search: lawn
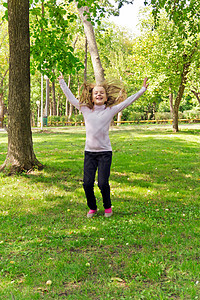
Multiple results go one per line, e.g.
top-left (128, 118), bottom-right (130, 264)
top-left (0, 124), bottom-right (199, 299)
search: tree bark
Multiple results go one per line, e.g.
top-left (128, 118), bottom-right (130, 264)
top-left (77, 5), bottom-right (105, 84)
top-left (84, 37), bottom-right (88, 82)
top-left (0, 92), bottom-right (4, 129)
top-left (45, 77), bottom-right (50, 116)
top-left (172, 63), bottom-right (189, 132)
top-left (52, 80), bottom-right (56, 116)
top-left (69, 103), bottom-right (73, 120)
top-left (65, 75), bottom-right (71, 118)
top-left (0, 0), bottom-right (43, 174)
top-left (172, 49), bottom-right (196, 132)
top-left (169, 87), bottom-right (173, 118)
top-left (57, 95), bottom-right (60, 116)
top-left (117, 111), bottom-right (122, 125)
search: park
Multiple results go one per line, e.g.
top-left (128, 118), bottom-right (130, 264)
top-left (0, 0), bottom-right (200, 299)
top-left (0, 124), bottom-right (200, 298)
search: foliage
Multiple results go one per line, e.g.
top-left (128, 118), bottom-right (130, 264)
top-left (0, 125), bottom-right (200, 298)
top-left (155, 112), bottom-right (173, 121)
top-left (183, 108), bottom-right (200, 120)
top-left (133, 8), bottom-right (199, 116)
top-left (144, 0), bottom-right (200, 37)
top-left (47, 114), bottom-right (84, 126)
top-left (30, 0), bottom-right (84, 81)
top-left (1, 0), bottom-right (200, 123)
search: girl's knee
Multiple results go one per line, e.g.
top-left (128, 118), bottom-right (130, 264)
top-left (83, 182), bottom-right (94, 191)
top-left (98, 181), bottom-right (109, 191)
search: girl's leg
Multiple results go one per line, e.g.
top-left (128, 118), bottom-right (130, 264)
top-left (97, 151), bottom-right (112, 209)
top-left (83, 151), bottom-right (98, 210)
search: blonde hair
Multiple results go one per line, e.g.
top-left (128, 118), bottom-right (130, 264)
top-left (79, 79), bottom-right (127, 109)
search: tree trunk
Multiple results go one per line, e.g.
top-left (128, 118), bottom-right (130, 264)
top-left (84, 37), bottom-right (88, 82)
top-left (0, 0), bottom-right (43, 174)
top-left (0, 92), bottom-right (4, 128)
top-left (152, 102), bottom-right (156, 119)
top-left (173, 83), bottom-right (186, 132)
top-left (69, 103), bottom-right (73, 120)
top-left (50, 101), bottom-right (52, 116)
top-left (66, 75), bottom-right (73, 120)
top-left (117, 111), bottom-right (122, 126)
top-left (52, 80), bottom-right (56, 116)
top-left (169, 87), bottom-right (173, 118)
top-left (45, 77), bottom-right (50, 116)
top-left (172, 50), bottom-right (196, 132)
top-left (65, 75), bottom-right (71, 118)
top-left (57, 95), bottom-right (60, 116)
top-left (49, 85), bottom-right (52, 116)
top-left (172, 105), bottom-right (179, 132)
top-left (65, 96), bottom-right (68, 117)
top-left (77, 5), bottom-right (105, 84)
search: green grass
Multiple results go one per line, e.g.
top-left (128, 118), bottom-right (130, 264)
top-left (0, 124), bottom-right (200, 299)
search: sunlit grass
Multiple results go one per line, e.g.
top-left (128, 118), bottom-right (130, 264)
top-left (0, 124), bottom-right (199, 299)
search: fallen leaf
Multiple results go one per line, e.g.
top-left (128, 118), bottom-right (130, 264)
top-left (46, 280), bottom-right (52, 285)
top-left (111, 277), bottom-right (124, 282)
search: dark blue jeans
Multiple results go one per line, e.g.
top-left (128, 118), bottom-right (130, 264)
top-left (83, 151), bottom-right (112, 210)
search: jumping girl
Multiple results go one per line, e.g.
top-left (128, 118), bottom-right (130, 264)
top-left (58, 72), bottom-right (149, 218)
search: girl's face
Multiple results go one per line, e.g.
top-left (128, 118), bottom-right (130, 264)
top-left (92, 86), bottom-right (107, 106)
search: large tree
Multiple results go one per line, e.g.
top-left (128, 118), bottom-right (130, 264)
top-left (0, 0), bottom-right (42, 174)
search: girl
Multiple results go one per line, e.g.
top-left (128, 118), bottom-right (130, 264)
top-left (58, 72), bottom-right (149, 218)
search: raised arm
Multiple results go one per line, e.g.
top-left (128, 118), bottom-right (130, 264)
top-left (110, 77), bottom-right (149, 115)
top-left (58, 72), bottom-right (80, 110)
top-left (143, 77), bottom-right (149, 89)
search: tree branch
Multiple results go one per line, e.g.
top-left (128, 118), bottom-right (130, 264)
top-left (0, 69), bottom-right (9, 87)
top-left (0, 32), bottom-right (8, 49)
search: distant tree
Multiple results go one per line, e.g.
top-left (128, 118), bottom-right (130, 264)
top-left (135, 7), bottom-right (199, 131)
top-left (145, 0), bottom-right (200, 36)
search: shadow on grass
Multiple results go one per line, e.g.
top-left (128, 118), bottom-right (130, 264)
top-left (17, 129), bottom-right (199, 211)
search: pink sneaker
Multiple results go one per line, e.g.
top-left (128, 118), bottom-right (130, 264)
top-left (87, 209), bottom-right (97, 218)
top-left (104, 208), bottom-right (113, 218)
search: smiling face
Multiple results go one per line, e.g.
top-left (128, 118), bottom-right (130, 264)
top-left (92, 86), bottom-right (107, 106)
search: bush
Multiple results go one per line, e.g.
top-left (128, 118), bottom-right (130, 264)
top-left (129, 111), bottom-right (144, 122)
top-left (47, 114), bottom-right (84, 126)
top-left (183, 108), bottom-right (200, 119)
top-left (158, 100), bottom-right (170, 113)
top-left (69, 114), bottom-right (84, 125)
top-left (155, 112), bottom-right (172, 120)
top-left (48, 116), bottom-right (62, 126)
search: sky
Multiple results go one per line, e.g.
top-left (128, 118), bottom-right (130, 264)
top-left (109, 0), bottom-right (146, 35)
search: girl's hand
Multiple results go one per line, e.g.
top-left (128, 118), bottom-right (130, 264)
top-left (58, 71), bottom-right (64, 81)
top-left (143, 77), bottom-right (149, 89)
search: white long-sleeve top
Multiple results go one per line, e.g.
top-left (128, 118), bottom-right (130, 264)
top-left (59, 79), bottom-right (146, 152)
